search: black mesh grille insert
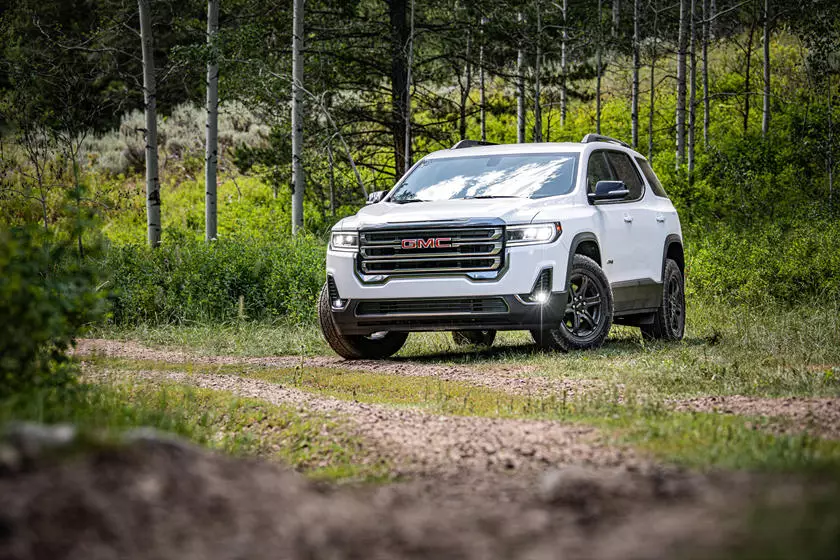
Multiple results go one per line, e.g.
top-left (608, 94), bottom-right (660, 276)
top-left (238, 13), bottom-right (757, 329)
top-left (327, 276), bottom-right (340, 300)
top-left (356, 298), bottom-right (509, 316)
top-left (533, 269), bottom-right (552, 294)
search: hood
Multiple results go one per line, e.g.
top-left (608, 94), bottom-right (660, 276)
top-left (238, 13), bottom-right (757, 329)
top-left (335, 197), bottom-right (565, 231)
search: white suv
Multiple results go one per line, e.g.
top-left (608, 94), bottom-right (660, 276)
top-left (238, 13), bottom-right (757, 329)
top-left (319, 134), bottom-right (686, 359)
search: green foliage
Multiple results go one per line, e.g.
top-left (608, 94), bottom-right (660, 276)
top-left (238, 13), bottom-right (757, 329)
top-left (102, 235), bottom-right (325, 325)
top-left (687, 219), bottom-right (840, 304)
top-left (0, 227), bottom-right (105, 397)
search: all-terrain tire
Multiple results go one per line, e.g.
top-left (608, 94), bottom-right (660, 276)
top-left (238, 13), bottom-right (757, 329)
top-left (530, 254), bottom-right (614, 352)
top-left (640, 259), bottom-right (685, 341)
top-left (318, 284), bottom-right (408, 359)
top-left (451, 330), bottom-right (496, 347)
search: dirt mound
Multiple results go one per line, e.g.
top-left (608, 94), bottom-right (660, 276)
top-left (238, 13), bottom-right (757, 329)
top-left (1, 432), bottom-right (757, 560)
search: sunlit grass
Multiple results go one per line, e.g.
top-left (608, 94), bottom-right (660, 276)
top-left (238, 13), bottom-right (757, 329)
top-left (91, 357), bottom-right (840, 474)
top-left (97, 299), bottom-right (840, 399)
top-left (0, 378), bottom-right (389, 482)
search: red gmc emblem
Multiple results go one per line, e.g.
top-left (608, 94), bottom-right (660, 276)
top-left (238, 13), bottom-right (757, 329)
top-left (401, 237), bottom-right (451, 249)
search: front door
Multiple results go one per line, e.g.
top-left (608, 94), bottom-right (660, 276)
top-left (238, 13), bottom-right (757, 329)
top-left (585, 150), bottom-right (646, 284)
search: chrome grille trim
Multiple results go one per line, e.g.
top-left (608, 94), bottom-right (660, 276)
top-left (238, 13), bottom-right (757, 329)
top-left (358, 226), bottom-right (504, 276)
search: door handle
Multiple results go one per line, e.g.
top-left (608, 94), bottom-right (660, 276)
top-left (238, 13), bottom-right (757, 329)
top-left (623, 214), bottom-right (633, 223)
top-left (656, 214), bottom-right (666, 223)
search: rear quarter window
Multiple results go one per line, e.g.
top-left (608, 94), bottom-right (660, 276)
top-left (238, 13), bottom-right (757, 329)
top-left (635, 157), bottom-right (669, 198)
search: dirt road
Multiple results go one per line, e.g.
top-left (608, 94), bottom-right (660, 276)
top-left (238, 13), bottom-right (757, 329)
top-left (76, 338), bottom-right (840, 441)
top-left (2, 338), bottom-right (837, 559)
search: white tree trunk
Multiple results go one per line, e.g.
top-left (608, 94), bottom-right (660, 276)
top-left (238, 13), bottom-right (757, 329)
top-left (648, 0), bottom-right (659, 159)
top-left (405, 0), bottom-right (414, 169)
top-left (676, 0), bottom-right (688, 168)
top-left (688, 0), bottom-right (697, 175)
top-left (596, 0), bottom-right (603, 134)
top-left (138, 0), bottom-right (161, 246)
top-left (761, 0), bottom-right (770, 137)
top-left (612, 0), bottom-right (620, 36)
top-left (327, 142), bottom-right (335, 217)
top-left (533, 1), bottom-right (542, 142)
top-left (631, 0), bottom-right (640, 148)
top-left (291, 0), bottom-right (305, 235)
top-left (516, 12), bottom-right (526, 143)
top-left (459, 29), bottom-right (472, 141)
top-left (560, 0), bottom-right (567, 128)
top-left (702, 0), bottom-right (710, 146)
top-left (204, 0), bottom-right (219, 241)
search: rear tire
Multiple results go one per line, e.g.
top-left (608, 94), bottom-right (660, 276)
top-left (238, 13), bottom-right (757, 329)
top-left (531, 254), bottom-right (613, 352)
top-left (452, 330), bottom-right (496, 347)
top-left (318, 284), bottom-right (408, 359)
top-left (640, 259), bottom-right (685, 341)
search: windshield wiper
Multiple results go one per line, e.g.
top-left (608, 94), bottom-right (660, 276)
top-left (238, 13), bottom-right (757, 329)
top-left (462, 195), bottom-right (523, 200)
top-left (393, 198), bottom-right (430, 204)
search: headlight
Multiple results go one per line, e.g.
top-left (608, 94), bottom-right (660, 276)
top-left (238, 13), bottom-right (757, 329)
top-left (330, 231), bottom-right (359, 251)
top-left (506, 223), bottom-right (561, 246)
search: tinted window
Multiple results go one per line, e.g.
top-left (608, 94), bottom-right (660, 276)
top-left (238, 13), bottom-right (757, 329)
top-left (586, 152), bottom-right (614, 193)
top-left (605, 151), bottom-right (644, 200)
top-left (390, 154), bottom-right (579, 202)
top-left (635, 157), bottom-right (668, 198)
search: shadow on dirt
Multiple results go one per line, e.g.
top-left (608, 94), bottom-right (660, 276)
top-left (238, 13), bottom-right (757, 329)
top-left (397, 336), bottom-right (708, 365)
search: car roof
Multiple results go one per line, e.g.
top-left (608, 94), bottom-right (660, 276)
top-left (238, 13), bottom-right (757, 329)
top-left (423, 142), bottom-right (646, 161)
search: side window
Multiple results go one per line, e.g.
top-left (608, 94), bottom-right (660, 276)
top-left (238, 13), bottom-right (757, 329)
top-left (586, 151), bottom-right (614, 193)
top-left (605, 151), bottom-right (644, 201)
top-left (635, 157), bottom-right (669, 198)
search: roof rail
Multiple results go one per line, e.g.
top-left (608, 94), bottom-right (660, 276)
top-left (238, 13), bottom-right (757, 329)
top-left (580, 133), bottom-right (631, 149)
top-left (451, 139), bottom-right (497, 150)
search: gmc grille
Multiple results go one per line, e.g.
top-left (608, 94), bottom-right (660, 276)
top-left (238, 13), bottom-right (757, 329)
top-left (358, 226), bottom-right (504, 276)
top-left (356, 297), bottom-right (509, 316)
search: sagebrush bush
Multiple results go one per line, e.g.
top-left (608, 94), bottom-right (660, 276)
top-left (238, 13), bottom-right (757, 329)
top-left (0, 228), bottom-right (105, 397)
top-left (83, 101), bottom-right (270, 176)
top-left (103, 235), bottom-right (325, 325)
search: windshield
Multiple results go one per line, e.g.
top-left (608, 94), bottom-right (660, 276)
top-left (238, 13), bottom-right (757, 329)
top-left (390, 153), bottom-right (579, 202)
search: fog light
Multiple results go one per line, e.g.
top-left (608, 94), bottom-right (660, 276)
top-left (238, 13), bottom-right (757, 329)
top-left (332, 298), bottom-right (348, 309)
top-left (533, 291), bottom-right (549, 304)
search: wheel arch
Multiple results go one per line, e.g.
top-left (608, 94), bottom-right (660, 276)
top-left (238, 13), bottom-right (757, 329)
top-left (564, 232), bottom-right (601, 291)
top-left (662, 234), bottom-right (685, 281)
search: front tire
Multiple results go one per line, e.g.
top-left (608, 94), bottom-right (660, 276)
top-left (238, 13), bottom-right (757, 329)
top-left (318, 284), bottom-right (408, 359)
top-left (640, 259), bottom-right (685, 341)
top-left (531, 254), bottom-right (614, 352)
top-left (452, 330), bottom-right (496, 347)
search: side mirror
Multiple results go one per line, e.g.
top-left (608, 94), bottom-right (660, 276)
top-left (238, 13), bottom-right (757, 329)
top-left (367, 190), bottom-right (388, 204)
top-left (588, 180), bottom-right (629, 203)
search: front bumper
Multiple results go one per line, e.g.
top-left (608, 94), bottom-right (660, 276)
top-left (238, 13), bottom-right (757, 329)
top-left (330, 292), bottom-right (568, 336)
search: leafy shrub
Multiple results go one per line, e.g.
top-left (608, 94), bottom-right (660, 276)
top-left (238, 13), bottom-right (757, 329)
top-left (0, 228), bottom-right (105, 397)
top-left (686, 219), bottom-right (840, 305)
top-left (103, 235), bottom-right (325, 326)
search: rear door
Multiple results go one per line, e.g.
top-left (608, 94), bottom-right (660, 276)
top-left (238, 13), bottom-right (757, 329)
top-left (634, 157), bottom-right (678, 283)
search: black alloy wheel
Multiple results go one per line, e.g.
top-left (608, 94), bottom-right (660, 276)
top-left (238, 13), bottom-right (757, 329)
top-left (641, 258), bottom-right (685, 341)
top-left (531, 254), bottom-right (614, 352)
top-left (562, 271), bottom-right (606, 341)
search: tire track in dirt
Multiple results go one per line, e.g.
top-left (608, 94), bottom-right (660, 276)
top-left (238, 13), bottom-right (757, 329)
top-left (87, 366), bottom-right (647, 478)
top-left (76, 338), bottom-right (602, 398)
top-left (77, 339), bottom-right (840, 441)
